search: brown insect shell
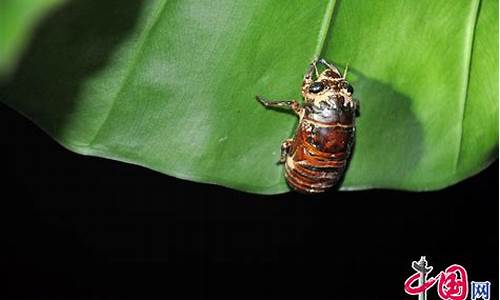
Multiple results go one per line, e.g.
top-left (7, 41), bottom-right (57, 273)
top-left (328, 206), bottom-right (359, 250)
top-left (296, 67), bottom-right (356, 156)
top-left (282, 63), bottom-right (357, 193)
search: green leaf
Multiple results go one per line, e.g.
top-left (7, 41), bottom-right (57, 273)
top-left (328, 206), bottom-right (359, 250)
top-left (0, 0), bottom-right (64, 76)
top-left (1, 0), bottom-right (497, 194)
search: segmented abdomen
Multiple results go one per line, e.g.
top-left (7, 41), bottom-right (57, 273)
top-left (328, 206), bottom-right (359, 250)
top-left (284, 119), bottom-right (355, 193)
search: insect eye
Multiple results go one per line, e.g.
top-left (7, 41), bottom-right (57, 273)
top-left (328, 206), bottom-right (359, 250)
top-left (341, 82), bottom-right (354, 95)
top-left (309, 82), bottom-right (325, 93)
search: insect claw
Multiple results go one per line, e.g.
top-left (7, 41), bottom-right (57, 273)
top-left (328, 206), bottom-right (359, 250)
top-left (305, 65), bottom-right (315, 80)
top-left (256, 95), bottom-right (267, 106)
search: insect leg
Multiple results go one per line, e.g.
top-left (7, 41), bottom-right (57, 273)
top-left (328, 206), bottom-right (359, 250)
top-left (342, 63), bottom-right (349, 79)
top-left (354, 99), bottom-right (360, 116)
top-left (318, 58), bottom-right (341, 74)
top-left (304, 58), bottom-right (318, 81)
top-left (256, 96), bottom-right (302, 115)
top-left (278, 139), bottom-right (294, 164)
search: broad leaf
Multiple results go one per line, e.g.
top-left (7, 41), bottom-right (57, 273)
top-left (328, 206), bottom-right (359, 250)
top-left (1, 0), bottom-right (498, 194)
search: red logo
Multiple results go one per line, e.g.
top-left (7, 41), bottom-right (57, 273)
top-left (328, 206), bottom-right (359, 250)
top-left (404, 257), bottom-right (468, 300)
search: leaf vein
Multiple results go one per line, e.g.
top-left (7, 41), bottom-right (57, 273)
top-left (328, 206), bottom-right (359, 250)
top-left (314, 0), bottom-right (337, 58)
top-left (88, 0), bottom-right (169, 146)
top-left (454, 0), bottom-right (481, 171)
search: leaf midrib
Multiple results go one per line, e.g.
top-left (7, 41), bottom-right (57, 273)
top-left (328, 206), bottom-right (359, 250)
top-left (454, 0), bottom-right (481, 172)
top-left (314, 0), bottom-right (337, 58)
top-left (88, 0), bottom-right (169, 146)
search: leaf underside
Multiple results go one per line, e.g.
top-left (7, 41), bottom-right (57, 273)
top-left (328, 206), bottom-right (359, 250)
top-left (1, 0), bottom-right (498, 194)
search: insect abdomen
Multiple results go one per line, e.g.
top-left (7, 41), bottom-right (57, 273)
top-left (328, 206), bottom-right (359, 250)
top-left (284, 159), bottom-right (346, 193)
top-left (284, 118), bottom-right (355, 193)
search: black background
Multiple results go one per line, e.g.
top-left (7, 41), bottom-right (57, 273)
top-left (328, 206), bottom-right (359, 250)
top-left (1, 103), bottom-right (498, 300)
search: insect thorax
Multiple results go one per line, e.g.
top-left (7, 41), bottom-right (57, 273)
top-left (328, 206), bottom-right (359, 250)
top-left (304, 96), bottom-right (356, 125)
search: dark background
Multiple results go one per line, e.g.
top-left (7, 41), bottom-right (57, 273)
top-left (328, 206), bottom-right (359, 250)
top-left (1, 103), bottom-right (498, 300)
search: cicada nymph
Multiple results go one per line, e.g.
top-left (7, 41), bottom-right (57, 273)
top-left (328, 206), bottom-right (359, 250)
top-left (257, 58), bottom-right (358, 193)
